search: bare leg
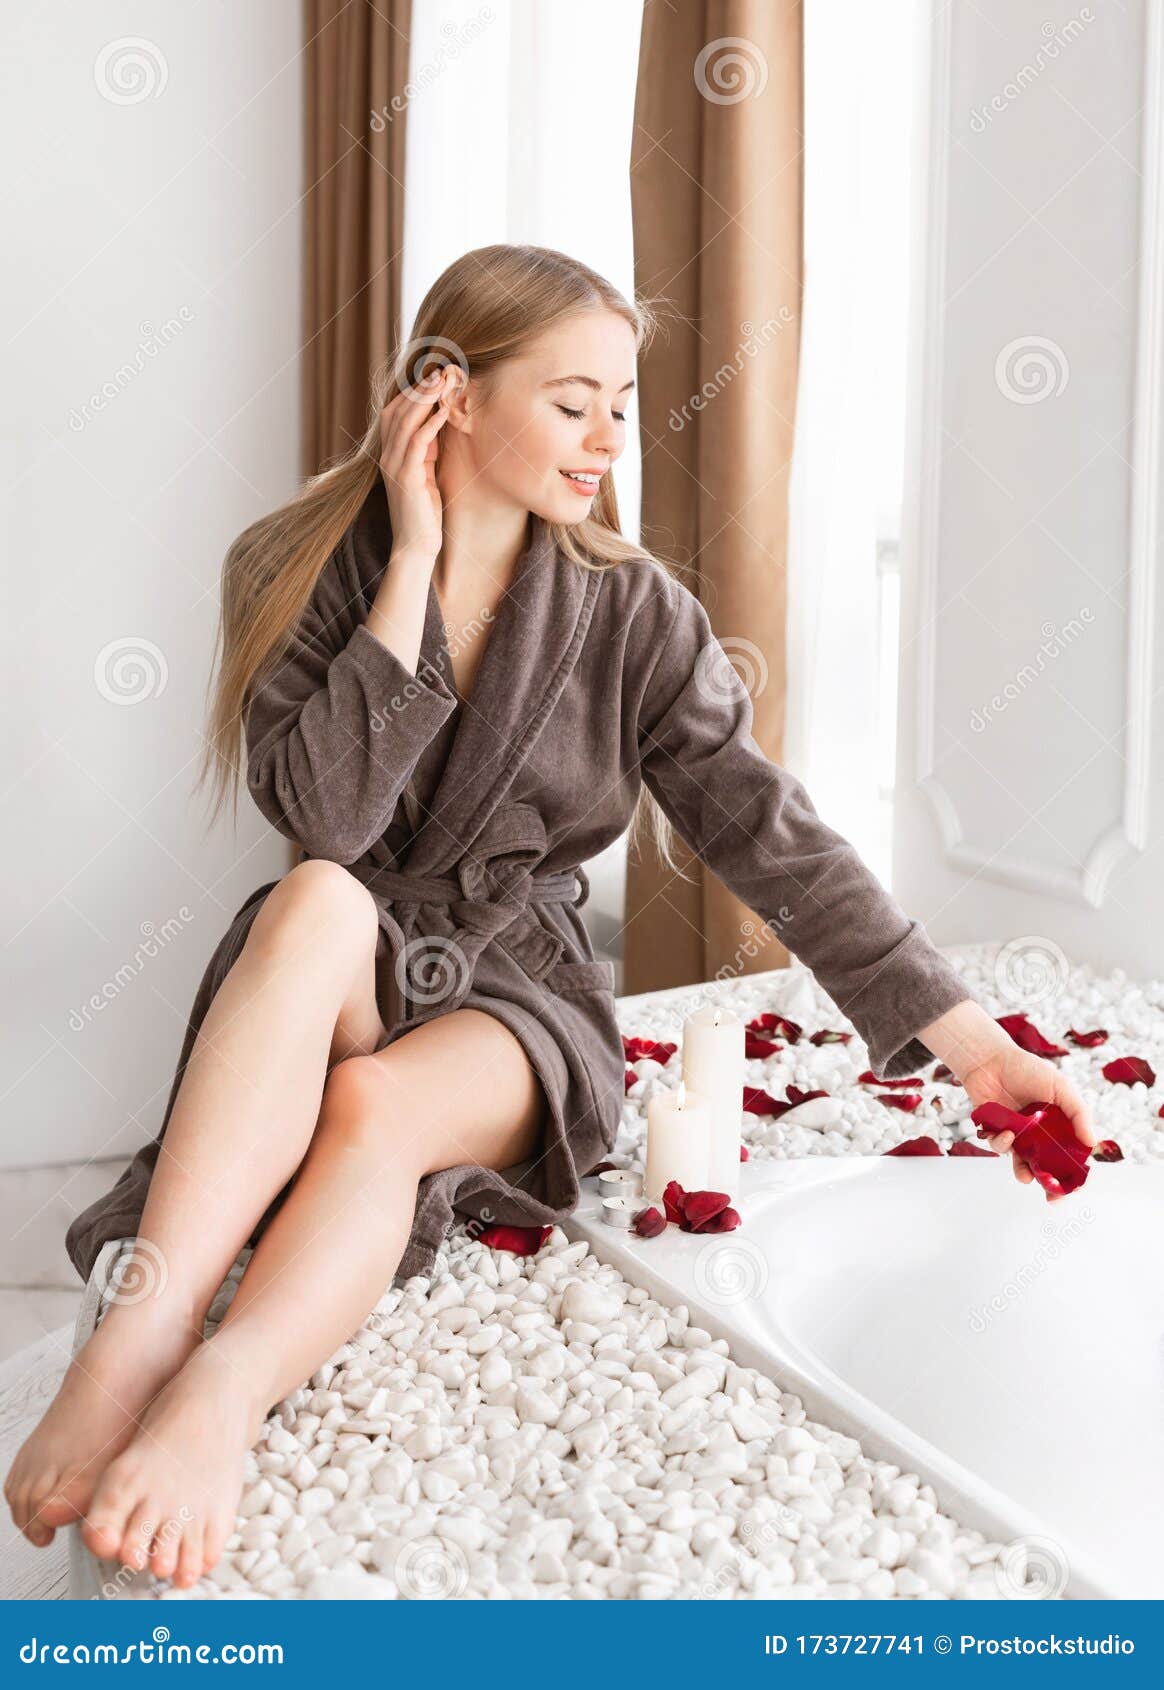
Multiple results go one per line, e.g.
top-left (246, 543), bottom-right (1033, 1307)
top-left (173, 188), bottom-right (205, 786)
top-left (5, 861), bottom-right (387, 1551)
top-left (81, 1008), bottom-right (546, 1588)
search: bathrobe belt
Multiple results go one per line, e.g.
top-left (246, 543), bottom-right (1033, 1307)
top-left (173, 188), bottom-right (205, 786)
top-left (346, 857), bottom-right (591, 1017)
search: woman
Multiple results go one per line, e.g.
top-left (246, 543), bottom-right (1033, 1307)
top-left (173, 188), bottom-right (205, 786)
top-left (5, 245), bottom-right (1090, 1590)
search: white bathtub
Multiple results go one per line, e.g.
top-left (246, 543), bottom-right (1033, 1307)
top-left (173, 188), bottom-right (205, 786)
top-left (569, 1158), bottom-right (1164, 1599)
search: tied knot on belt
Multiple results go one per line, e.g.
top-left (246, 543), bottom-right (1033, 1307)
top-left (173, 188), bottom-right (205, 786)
top-left (354, 804), bottom-right (587, 1017)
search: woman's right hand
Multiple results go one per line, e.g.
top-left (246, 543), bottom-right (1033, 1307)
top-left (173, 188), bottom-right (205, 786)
top-left (378, 368), bottom-right (453, 564)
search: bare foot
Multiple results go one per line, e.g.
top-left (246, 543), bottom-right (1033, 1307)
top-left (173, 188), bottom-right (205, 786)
top-left (5, 1299), bottom-right (201, 1549)
top-left (81, 1336), bottom-right (269, 1589)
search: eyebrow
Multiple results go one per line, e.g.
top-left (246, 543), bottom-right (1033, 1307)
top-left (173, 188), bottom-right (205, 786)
top-left (542, 375), bottom-right (636, 393)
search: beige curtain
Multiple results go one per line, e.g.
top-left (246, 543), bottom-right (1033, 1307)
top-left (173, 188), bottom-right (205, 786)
top-left (302, 0), bottom-right (412, 477)
top-left (626, 0), bottom-right (804, 994)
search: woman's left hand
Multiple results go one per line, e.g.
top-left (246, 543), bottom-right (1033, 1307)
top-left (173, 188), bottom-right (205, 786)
top-left (959, 1041), bottom-right (1094, 1196)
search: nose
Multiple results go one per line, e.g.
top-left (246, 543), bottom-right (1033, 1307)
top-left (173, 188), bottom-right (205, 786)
top-left (584, 416), bottom-right (623, 460)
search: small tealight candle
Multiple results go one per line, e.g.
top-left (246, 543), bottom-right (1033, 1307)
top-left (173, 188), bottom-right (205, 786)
top-left (644, 1079), bottom-right (713, 1201)
top-left (597, 1168), bottom-right (643, 1199)
top-left (682, 1005), bottom-right (743, 1197)
top-left (601, 1195), bottom-right (641, 1230)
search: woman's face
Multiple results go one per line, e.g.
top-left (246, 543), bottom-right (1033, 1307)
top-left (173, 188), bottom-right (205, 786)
top-left (441, 309), bottom-right (637, 524)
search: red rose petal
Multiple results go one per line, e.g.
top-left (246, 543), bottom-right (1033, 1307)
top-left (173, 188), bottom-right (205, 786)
top-left (1067, 1027), bottom-right (1109, 1047)
top-left (743, 1084), bottom-right (832, 1118)
top-left (810, 1029), bottom-right (852, 1045)
top-left (740, 1144), bottom-right (749, 1161)
top-left (691, 1205), bottom-right (741, 1234)
top-left (662, 1179), bottom-right (688, 1226)
top-left (681, 1189), bottom-right (732, 1230)
top-left (743, 1086), bottom-right (784, 1116)
top-left (633, 1206), bottom-right (666, 1238)
top-left (1091, 1139), bottom-right (1124, 1163)
top-left (884, 1135), bottom-right (942, 1156)
top-left (858, 1070), bottom-right (926, 1088)
top-left (622, 1035), bottom-right (678, 1065)
top-left (587, 1160), bottom-right (620, 1177)
top-left (476, 1224), bottom-right (552, 1254)
top-left (624, 1066), bottom-right (638, 1094)
top-left (931, 1063), bottom-right (955, 1082)
top-left (996, 1013), bottom-right (1067, 1059)
top-left (746, 1013), bottom-right (802, 1044)
top-left (949, 1140), bottom-right (997, 1157)
top-left (972, 1100), bottom-right (1025, 1140)
top-left (1102, 1055), bottom-right (1156, 1088)
top-left (875, 1093), bottom-right (923, 1112)
top-left (971, 1100), bottom-right (1091, 1198)
top-left (745, 1032), bottom-right (782, 1060)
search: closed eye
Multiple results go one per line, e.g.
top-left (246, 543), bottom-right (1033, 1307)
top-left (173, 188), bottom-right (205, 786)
top-left (556, 404), bottom-right (628, 422)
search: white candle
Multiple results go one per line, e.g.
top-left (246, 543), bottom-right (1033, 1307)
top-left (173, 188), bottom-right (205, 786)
top-left (644, 1079), bottom-right (712, 1201)
top-left (682, 1005), bottom-right (743, 1196)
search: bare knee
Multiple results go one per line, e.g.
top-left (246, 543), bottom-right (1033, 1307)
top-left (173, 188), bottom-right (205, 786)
top-left (314, 1053), bottom-right (428, 1171)
top-left (246, 859), bottom-right (378, 967)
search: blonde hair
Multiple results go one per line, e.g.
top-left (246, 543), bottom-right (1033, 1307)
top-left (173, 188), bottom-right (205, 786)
top-left (199, 243), bottom-right (691, 875)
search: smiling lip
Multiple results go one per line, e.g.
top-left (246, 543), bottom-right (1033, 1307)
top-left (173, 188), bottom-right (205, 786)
top-left (560, 469), bottom-right (603, 494)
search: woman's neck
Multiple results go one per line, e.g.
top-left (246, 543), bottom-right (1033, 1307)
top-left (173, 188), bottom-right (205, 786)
top-left (433, 472), bottom-right (531, 600)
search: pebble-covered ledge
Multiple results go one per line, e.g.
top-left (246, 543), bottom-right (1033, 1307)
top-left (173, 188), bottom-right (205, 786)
top-left (115, 942), bottom-right (1161, 1601)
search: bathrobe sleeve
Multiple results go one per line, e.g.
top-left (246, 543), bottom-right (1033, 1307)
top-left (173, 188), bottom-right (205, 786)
top-left (634, 570), bottom-right (973, 1079)
top-left (244, 530), bottom-right (458, 864)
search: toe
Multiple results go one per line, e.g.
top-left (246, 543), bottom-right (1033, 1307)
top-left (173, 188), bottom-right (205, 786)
top-left (83, 1463), bottom-right (140, 1562)
top-left (200, 1515), bottom-right (230, 1579)
top-left (81, 1516), bottom-right (125, 1560)
top-left (8, 1479), bottom-right (32, 1534)
top-left (38, 1466), bottom-right (94, 1529)
top-left (121, 1499), bottom-right (160, 1573)
top-left (173, 1520), bottom-right (205, 1589)
top-left (24, 1514), bottom-right (56, 1548)
top-left (202, 1511), bottom-right (235, 1577)
top-left (150, 1512), bottom-right (184, 1582)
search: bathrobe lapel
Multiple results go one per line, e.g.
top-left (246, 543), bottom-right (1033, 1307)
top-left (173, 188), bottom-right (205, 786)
top-left (405, 516), bottom-right (601, 875)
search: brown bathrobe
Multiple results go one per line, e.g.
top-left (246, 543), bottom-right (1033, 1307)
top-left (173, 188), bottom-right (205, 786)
top-left (66, 480), bottom-right (973, 1287)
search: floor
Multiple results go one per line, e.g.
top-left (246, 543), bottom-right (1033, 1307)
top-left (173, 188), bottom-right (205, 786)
top-left (0, 1163), bottom-right (133, 1600)
top-left (0, 1161), bottom-right (129, 1366)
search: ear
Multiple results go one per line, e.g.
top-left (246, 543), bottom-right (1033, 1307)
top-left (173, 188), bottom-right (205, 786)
top-left (439, 364), bottom-right (475, 435)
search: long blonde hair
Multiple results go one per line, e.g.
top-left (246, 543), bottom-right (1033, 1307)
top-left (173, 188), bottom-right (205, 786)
top-left (199, 243), bottom-right (689, 874)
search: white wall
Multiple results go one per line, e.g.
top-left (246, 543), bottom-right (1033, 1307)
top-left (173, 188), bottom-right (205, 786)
top-left (895, 0), bottom-right (1164, 983)
top-left (1, 3), bottom-right (299, 1165)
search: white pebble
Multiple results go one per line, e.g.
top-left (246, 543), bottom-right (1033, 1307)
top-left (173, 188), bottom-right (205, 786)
top-left (560, 1282), bottom-right (621, 1325)
top-left (297, 1487), bottom-right (335, 1519)
top-left (515, 1383), bottom-right (561, 1425)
